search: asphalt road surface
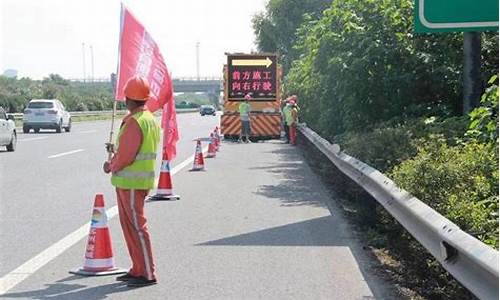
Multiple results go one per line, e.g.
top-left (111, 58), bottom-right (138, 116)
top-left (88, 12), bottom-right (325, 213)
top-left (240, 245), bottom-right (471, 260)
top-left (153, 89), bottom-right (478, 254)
top-left (0, 112), bottom-right (394, 299)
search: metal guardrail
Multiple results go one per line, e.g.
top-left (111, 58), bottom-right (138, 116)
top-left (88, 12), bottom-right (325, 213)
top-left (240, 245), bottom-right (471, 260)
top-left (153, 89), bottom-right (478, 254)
top-left (10, 108), bottom-right (199, 120)
top-left (298, 123), bottom-right (499, 300)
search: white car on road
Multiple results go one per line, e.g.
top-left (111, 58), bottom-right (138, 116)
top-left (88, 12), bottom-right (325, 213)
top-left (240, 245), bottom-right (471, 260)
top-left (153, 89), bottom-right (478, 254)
top-left (23, 99), bottom-right (71, 133)
top-left (0, 106), bottom-right (16, 151)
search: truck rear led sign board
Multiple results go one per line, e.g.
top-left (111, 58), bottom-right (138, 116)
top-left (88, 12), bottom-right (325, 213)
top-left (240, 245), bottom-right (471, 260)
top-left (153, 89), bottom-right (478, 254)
top-left (227, 54), bottom-right (277, 101)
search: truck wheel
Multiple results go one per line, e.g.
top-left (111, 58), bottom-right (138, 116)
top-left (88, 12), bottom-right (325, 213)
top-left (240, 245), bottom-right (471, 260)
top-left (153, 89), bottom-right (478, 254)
top-left (23, 126), bottom-right (29, 133)
top-left (34, 128), bottom-right (40, 133)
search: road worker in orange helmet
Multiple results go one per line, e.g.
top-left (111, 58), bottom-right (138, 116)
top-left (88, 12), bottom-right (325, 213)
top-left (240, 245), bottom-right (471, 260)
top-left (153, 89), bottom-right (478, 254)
top-left (288, 99), bottom-right (299, 145)
top-left (103, 76), bottom-right (160, 287)
top-left (238, 93), bottom-right (252, 143)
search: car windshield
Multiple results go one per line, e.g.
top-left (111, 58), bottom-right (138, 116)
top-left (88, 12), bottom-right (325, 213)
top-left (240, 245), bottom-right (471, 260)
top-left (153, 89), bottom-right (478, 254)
top-left (28, 102), bottom-right (54, 109)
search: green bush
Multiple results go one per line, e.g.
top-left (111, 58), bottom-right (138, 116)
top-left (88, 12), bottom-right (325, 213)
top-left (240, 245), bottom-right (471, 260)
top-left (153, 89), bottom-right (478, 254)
top-left (389, 137), bottom-right (499, 248)
top-left (466, 75), bottom-right (499, 143)
top-left (337, 124), bottom-right (416, 171)
top-left (336, 116), bottom-right (469, 172)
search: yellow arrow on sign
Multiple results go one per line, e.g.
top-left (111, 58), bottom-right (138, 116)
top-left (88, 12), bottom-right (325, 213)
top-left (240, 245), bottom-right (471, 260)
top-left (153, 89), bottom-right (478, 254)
top-left (232, 57), bottom-right (273, 68)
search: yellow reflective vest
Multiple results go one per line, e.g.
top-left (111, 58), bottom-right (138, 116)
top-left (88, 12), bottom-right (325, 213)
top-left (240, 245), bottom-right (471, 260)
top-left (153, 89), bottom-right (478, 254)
top-left (111, 110), bottom-right (160, 190)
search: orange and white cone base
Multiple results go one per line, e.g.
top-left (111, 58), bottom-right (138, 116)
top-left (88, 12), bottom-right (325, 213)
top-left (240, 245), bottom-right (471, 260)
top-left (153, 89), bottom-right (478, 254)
top-left (191, 140), bottom-right (205, 171)
top-left (150, 151), bottom-right (180, 201)
top-left (70, 194), bottom-right (127, 276)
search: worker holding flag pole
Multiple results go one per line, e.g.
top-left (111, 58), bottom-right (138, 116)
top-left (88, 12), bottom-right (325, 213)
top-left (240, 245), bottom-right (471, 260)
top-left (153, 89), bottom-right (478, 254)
top-left (103, 4), bottom-right (178, 287)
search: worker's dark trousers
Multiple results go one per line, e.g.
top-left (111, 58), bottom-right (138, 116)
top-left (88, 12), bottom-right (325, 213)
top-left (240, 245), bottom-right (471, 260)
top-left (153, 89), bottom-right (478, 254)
top-left (284, 124), bottom-right (290, 142)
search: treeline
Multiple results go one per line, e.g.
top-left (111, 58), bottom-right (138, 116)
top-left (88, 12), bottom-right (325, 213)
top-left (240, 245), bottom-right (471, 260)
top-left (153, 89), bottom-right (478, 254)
top-left (253, 0), bottom-right (498, 299)
top-left (0, 74), bottom-right (122, 113)
top-left (0, 74), bottom-right (212, 112)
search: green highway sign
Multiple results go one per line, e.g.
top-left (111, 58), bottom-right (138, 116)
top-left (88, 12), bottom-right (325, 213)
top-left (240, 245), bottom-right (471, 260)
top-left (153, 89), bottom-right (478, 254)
top-left (415, 0), bottom-right (499, 33)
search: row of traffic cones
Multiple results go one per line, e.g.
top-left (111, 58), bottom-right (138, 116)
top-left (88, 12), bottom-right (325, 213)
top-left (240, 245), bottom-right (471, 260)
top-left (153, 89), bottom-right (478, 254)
top-left (70, 127), bottom-right (222, 276)
top-left (191, 126), bottom-right (221, 170)
top-left (150, 126), bottom-right (221, 199)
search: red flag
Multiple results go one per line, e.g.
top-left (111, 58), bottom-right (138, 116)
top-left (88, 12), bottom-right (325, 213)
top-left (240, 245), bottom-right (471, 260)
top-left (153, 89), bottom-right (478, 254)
top-left (115, 4), bottom-right (179, 159)
top-left (161, 92), bottom-right (179, 160)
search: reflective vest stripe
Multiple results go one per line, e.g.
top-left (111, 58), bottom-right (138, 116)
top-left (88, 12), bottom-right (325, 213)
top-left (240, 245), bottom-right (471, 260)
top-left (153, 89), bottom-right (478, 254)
top-left (134, 153), bottom-right (157, 160)
top-left (114, 170), bottom-right (156, 179)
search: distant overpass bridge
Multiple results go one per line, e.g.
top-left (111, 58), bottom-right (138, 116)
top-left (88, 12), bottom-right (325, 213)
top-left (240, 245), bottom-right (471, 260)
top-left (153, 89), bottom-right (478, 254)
top-left (172, 77), bottom-right (222, 93)
top-left (68, 76), bottom-right (223, 103)
top-left (68, 77), bottom-right (222, 92)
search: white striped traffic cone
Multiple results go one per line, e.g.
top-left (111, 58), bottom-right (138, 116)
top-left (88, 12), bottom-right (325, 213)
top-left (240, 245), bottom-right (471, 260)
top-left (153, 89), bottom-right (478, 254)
top-left (149, 149), bottom-right (180, 201)
top-left (190, 140), bottom-right (205, 171)
top-left (206, 133), bottom-right (217, 158)
top-left (70, 194), bottom-right (127, 276)
top-left (214, 127), bottom-right (221, 151)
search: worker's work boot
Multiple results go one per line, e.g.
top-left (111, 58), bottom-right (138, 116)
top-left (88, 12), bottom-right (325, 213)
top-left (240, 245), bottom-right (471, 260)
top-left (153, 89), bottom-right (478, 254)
top-left (116, 273), bottom-right (139, 282)
top-left (127, 276), bottom-right (158, 287)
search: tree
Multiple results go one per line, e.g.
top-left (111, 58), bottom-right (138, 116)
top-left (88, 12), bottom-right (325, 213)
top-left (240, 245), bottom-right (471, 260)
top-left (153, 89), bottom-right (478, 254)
top-left (284, 0), bottom-right (498, 136)
top-left (252, 0), bottom-right (332, 72)
top-left (0, 74), bottom-right (115, 112)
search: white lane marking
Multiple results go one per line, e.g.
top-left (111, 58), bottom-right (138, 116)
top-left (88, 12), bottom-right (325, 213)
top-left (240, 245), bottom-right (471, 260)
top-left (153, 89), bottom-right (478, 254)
top-left (0, 150), bottom-right (206, 295)
top-left (78, 130), bottom-right (97, 134)
top-left (47, 149), bottom-right (85, 159)
top-left (18, 137), bottom-right (48, 142)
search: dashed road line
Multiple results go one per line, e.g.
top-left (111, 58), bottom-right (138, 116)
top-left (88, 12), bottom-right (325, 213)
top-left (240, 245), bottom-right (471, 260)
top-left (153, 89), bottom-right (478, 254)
top-left (47, 149), bottom-right (85, 159)
top-left (78, 130), bottom-right (97, 134)
top-left (17, 137), bottom-right (48, 142)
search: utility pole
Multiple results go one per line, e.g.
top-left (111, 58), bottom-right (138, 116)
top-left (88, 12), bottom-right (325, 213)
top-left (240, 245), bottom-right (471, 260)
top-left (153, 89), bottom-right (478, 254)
top-left (90, 45), bottom-right (95, 83)
top-left (196, 41), bottom-right (200, 81)
top-left (82, 42), bottom-right (86, 83)
top-left (463, 32), bottom-right (482, 114)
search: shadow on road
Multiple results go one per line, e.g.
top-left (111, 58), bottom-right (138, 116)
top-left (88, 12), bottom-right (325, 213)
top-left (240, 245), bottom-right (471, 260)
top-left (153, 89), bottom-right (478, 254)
top-left (196, 216), bottom-right (348, 247)
top-left (0, 275), bottom-right (130, 300)
top-left (251, 145), bottom-right (327, 209)
top-left (195, 215), bottom-right (396, 299)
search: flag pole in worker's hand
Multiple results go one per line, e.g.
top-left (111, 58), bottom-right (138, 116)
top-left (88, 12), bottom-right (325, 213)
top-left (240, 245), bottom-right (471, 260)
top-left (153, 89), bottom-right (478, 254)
top-left (106, 73), bottom-right (118, 161)
top-left (106, 101), bottom-right (117, 160)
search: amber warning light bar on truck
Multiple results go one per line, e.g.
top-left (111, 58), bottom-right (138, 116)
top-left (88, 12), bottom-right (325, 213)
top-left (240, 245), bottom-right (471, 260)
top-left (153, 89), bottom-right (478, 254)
top-left (227, 54), bottom-right (277, 101)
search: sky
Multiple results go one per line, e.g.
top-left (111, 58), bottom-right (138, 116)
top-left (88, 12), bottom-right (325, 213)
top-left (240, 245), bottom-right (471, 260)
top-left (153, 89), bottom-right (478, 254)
top-left (0, 0), bottom-right (268, 80)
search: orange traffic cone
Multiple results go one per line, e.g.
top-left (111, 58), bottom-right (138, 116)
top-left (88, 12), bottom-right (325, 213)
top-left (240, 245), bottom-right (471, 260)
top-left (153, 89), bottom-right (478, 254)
top-left (70, 194), bottom-right (127, 276)
top-left (212, 131), bottom-right (219, 152)
top-left (149, 149), bottom-right (180, 201)
top-left (190, 140), bottom-right (205, 171)
top-left (206, 133), bottom-right (216, 158)
top-left (214, 127), bottom-right (221, 151)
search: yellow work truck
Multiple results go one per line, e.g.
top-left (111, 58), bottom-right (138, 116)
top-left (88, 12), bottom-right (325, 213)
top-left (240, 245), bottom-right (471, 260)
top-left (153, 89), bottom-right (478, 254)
top-left (220, 53), bottom-right (282, 141)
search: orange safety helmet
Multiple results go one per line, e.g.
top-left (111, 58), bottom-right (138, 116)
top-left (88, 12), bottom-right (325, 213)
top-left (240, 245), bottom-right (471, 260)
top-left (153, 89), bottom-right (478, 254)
top-left (124, 76), bottom-right (150, 101)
